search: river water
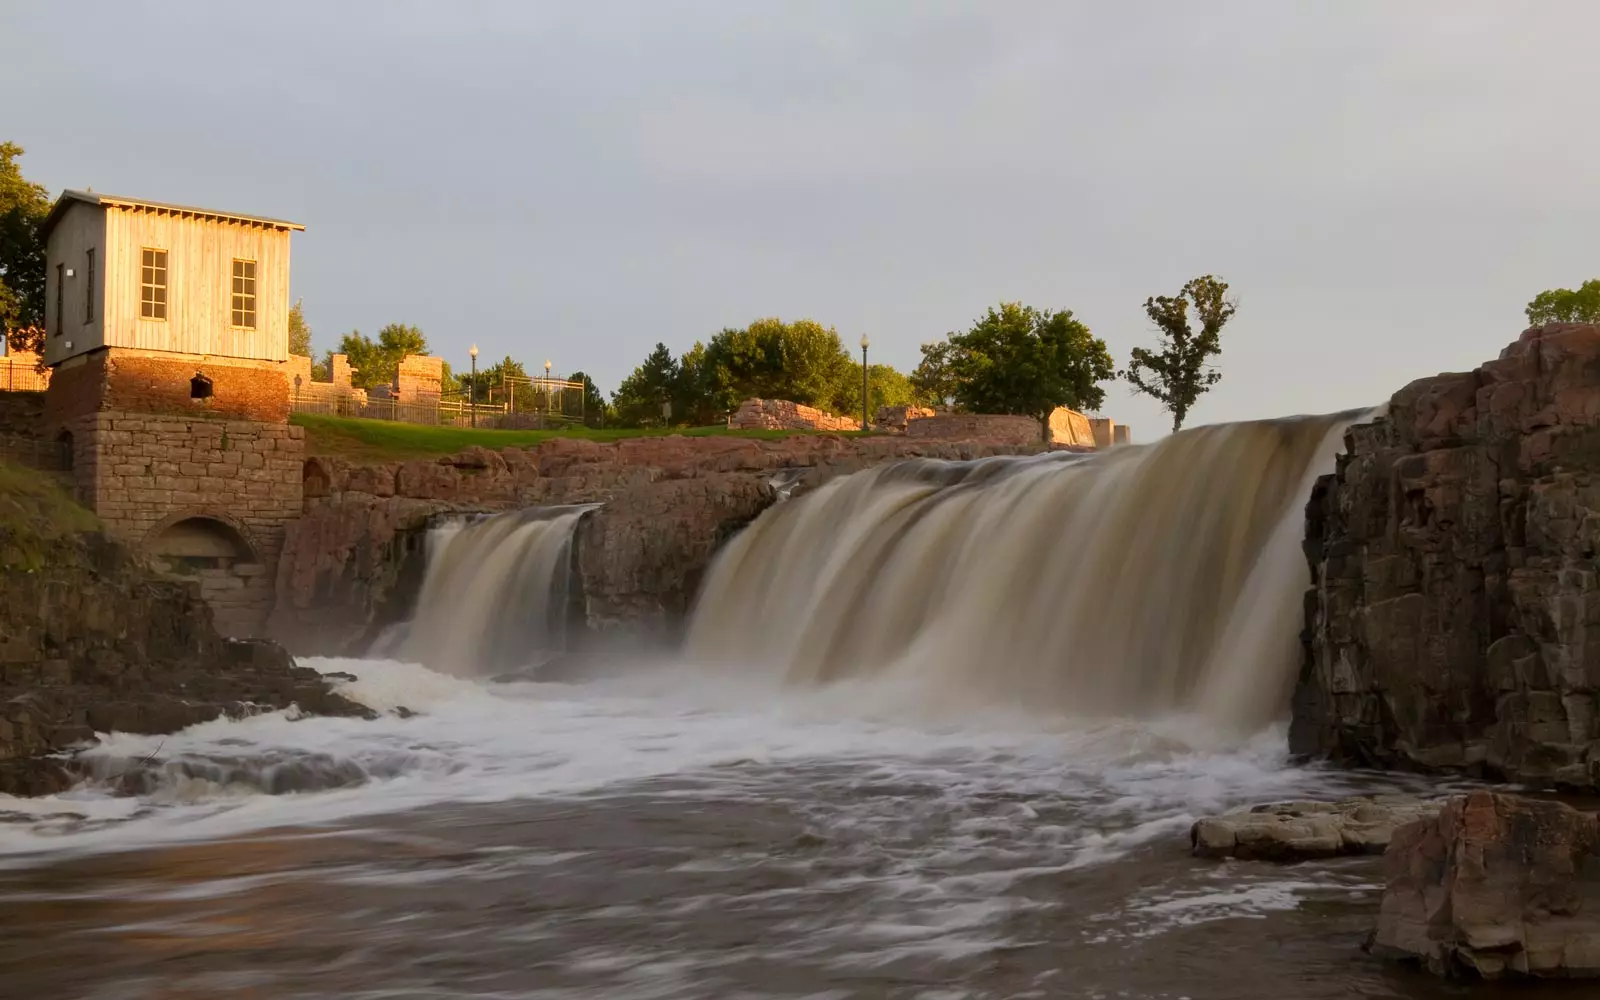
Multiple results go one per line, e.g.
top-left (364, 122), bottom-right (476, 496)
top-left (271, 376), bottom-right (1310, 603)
top-left (0, 657), bottom-right (1571, 1000)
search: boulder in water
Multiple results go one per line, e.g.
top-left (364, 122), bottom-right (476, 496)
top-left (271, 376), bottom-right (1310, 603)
top-left (1191, 795), bottom-right (1442, 861)
top-left (1369, 790), bottom-right (1600, 978)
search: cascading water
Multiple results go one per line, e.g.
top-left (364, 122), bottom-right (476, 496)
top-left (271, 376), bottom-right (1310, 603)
top-left (394, 505), bottom-right (594, 677)
top-left (686, 412), bottom-right (1370, 734)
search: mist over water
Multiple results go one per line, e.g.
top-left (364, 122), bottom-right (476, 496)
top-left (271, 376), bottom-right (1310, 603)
top-left (689, 413), bottom-right (1369, 734)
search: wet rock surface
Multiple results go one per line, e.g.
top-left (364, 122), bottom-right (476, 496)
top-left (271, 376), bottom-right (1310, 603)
top-left (1191, 795), bottom-right (1443, 861)
top-left (1370, 790), bottom-right (1600, 978)
top-left (272, 435), bottom-right (1038, 653)
top-left (1, 463), bottom-right (367, 796)
top-left (1293, 324), bottom-right (1600, 791)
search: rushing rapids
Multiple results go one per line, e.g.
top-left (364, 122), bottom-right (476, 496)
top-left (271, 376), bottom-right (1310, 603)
top-left (393, 506), bottom-right (594, 676)
top-left (687, 412), bottom-right (1371, 733)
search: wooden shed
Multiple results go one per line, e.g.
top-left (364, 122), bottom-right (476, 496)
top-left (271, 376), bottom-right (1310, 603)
top-left (39, 190), bottom-right (304, 367)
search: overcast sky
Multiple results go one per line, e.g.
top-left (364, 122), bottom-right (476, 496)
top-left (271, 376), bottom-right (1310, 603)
top-left (4, 1), bottom-right (1597, 435)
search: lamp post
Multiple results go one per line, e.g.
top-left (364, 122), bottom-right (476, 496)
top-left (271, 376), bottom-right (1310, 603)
top-left (469, 344), bottom-right (479, 428)
top-left (293, 374), bottom-right (302, 411)
top-left (859, 333), bottom-right (870, 432)
top-left (545, 359), bottom-right (553, 422)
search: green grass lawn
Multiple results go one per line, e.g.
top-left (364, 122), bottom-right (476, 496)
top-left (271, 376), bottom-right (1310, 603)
top-left (291, 413), bottom-right (867, 461)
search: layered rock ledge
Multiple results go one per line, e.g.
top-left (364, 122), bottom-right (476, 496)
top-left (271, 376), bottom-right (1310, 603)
top-left (0, 461), bottom-right (365, 796)
top-left (271, 435), bottom-right (1040, 654)
top-left (1292, 324), bottom-right (1600, 791)
top-left (1371, 790), bottom-right (1600, 978)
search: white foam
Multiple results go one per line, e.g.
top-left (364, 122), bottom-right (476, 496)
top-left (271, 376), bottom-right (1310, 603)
top-left (0, 656), bottom-right (1385, 869)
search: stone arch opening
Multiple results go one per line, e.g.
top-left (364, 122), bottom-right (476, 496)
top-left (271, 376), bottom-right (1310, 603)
top-left (147, 516), bottom-right (256, 574)
top-left (55, 429), bottom-right (74, 471)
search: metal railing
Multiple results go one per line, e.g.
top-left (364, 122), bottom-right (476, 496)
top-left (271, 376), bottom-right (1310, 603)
top-left (290, 393), bottom-right (511, 428)
top-left (0, 360), bottom-right (49, 392)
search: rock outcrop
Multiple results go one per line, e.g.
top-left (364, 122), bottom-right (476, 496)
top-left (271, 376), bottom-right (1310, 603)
top-left (1370, 790), bottom-right (1600, 978)
top-left (1292, 324), bottom-right (1600, 791)
top-left (1, 461), bottom-right (364, 795)
top-left (271, 435), bottom-right (1037, 654)
top-left (1191, 796), bottom-right (1442, 861)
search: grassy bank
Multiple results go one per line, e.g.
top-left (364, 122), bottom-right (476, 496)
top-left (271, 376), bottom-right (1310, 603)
top-left (0, 460), bottom-right (100, 570)
top-left (291, 413), bottom-right (866, 461)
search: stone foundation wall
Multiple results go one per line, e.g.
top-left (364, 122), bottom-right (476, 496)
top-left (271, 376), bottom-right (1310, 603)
top-left (45, 349), bottom-right (292, 425)
top-left (732, 398), bottom-right (861, 432)
top-left (63, 411), bottom-right (304, 638)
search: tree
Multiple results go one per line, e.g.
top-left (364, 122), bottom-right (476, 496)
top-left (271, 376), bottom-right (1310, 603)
top-left (1, 142), bottom-right (50, 353)
top-left (695, 317), bottom-right (858, 415)
top-left (612, 342), bottom-right (681, 427)
top-left (288, 299), bottom-right (312, 357)
top-left (936, 302), bottom-right (1115, 437)
top-left (1122, 275), bottom-right (1236, 433)
top-left (567, 371), bottom-right (611, 427)
top-left (1526, 280), bottom-right (1600, 326)
top-left (833, 363), bottom-right (920, 418)
top-left (910, 341), bottom-right (963, 408)
top-left (336, 322), bottom-right (430, 389)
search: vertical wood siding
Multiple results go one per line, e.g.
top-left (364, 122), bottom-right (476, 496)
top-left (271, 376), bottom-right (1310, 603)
top-left (102, 206), bottom-right (292, 361)
top-left (42, 202), bottom-right (108, 366)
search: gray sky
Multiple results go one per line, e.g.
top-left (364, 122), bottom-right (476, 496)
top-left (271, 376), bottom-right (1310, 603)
top-left (4, 1), bottom-right (1597, 436)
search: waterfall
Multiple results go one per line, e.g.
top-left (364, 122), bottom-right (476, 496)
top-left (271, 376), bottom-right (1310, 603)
top-left (685, 412), bottom-right (1368, 734)
top-left (396, 506), bottom-right (593, 677)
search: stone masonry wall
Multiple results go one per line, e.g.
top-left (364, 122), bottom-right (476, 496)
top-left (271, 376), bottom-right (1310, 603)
top-left (65, 411), bottom-right (305, 638)
top-left (906, 412), bottom-right (1043, 445)
top-left (395, 355), bottom-right (443, 404)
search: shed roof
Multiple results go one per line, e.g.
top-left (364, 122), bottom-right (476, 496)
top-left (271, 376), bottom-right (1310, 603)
top-left (41, 189), bottom-right (306, 238)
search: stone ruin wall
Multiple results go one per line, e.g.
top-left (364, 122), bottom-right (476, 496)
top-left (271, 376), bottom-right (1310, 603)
top-left (732, 398), bottom-right (861, 432)
top-left (287, 353), bottom-right (367, 408)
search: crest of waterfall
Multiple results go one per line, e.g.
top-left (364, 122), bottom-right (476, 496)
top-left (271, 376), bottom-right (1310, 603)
top-left (686, 412), bottom-right (1370, 734)
top-left (396, 506), bottom-right (594, 677)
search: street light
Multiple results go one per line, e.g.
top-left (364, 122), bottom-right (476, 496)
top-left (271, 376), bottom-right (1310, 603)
top-left (469, 344), bottom-right (479, 428)
top-left (544, 360), bottom-right (553, 420)
top-left (859, 333), bottom-right (870, 432)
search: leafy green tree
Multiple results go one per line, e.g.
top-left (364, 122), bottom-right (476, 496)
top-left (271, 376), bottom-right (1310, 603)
top-left (937, 302), bottom-right (1115, 437)
top-left (1, 142), bottom-right (50, 352)
top-left (1525, 280), bottom-right (1600, 326)
top-left (337, 322), bottom-right (430, 389)
top-left (288, 299), bottom-right (312, 357)
top-left (910, 341), bottom-right (963, 408)
top-left (696, 317), bottom-right (857, 414)
top-left (834, 363), bottom-right (920, 418)
top-left (612, 342), bottom-right (681, 427)
top-left (1122, 275), bottom-right (1236, 433)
